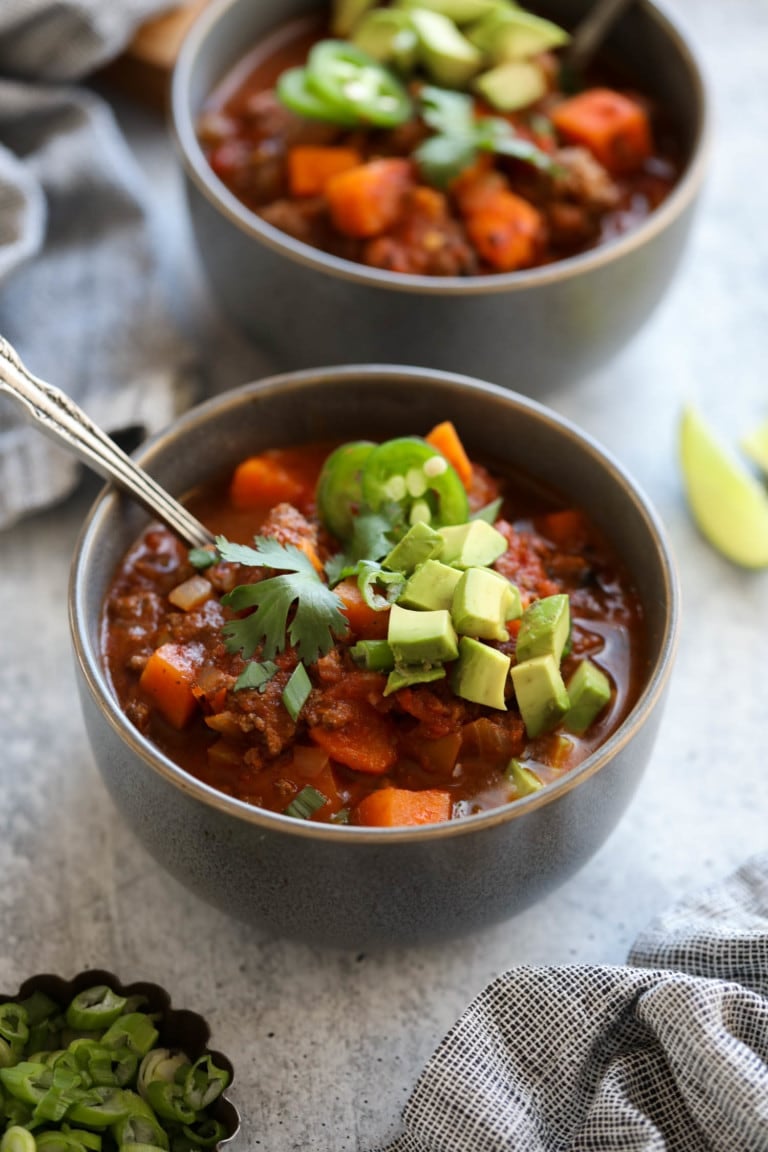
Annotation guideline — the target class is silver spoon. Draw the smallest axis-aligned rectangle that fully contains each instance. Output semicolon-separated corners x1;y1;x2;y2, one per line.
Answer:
0;335;215;550
561;0;637;83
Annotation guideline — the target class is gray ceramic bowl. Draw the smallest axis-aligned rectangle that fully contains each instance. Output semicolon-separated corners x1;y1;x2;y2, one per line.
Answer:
170;0;708;395
70;366;678;948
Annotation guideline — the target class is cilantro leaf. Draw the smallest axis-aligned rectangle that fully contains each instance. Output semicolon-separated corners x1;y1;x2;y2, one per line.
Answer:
233;660;279;693
218;535;347;665
325;508;400;587
414;86;557;189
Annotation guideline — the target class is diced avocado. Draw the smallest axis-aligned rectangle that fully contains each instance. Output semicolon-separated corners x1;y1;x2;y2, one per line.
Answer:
399;559;462;611
506;758;544;796
383;521;443;574
515;594;570;664
452;636;510;710
510;654;570;738
474;60;547;112
490;570;522;620
467;6;569;60
331;0;378;37
388;603;459;665
384;664;447;696
350;638;396;672
452;566;511;641
437;520;508;569
563;660;612;734
397;0;499;24
352;10;420;71
408;8;483;88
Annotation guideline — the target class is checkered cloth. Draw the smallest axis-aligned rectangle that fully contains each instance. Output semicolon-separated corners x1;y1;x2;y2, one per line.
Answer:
0;0;194;530
381;855;768;1151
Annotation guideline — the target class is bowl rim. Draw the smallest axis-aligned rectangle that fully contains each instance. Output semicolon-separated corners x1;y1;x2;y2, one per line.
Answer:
169;0;710;297
70;364;680;845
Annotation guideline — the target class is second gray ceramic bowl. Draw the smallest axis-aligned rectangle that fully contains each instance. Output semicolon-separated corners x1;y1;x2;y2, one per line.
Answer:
70;366;678;949
170;0;708;396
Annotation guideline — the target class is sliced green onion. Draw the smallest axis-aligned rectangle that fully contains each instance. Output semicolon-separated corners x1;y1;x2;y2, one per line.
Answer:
66;987;127;1032
471;498;503;524
330;808;351;825
0;1061;49;1104
67;1086;133;1128
350;639;395;672
100;1015;158;1058
282;662;312;722
181;1055;229;1112
0;1127;36;1152
233;660;279;694
145;1080;197;1125
285;785;328;821
0;1005;29;1048
62;1129;101;1152
137;1049;189;1101
180;1117;227;1147
187;547;217;570
20;991;59;1028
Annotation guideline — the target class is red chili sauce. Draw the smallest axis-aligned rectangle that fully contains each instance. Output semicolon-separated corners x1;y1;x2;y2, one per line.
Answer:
101;437;646;827
195;13;681;275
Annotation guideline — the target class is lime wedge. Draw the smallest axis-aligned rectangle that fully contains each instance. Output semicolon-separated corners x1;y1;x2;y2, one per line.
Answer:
741;418;768;477
679;404;768;569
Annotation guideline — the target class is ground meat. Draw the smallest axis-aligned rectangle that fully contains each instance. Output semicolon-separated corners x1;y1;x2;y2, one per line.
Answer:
240;89;342;149
363;186;478;276
210;671;297;760
258;502;321;558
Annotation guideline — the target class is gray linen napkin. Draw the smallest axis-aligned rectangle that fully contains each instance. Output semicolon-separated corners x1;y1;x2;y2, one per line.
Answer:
0;0;195;530
381;855;768;1152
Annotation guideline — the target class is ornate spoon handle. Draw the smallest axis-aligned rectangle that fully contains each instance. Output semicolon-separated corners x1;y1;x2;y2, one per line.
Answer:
0;335;215;549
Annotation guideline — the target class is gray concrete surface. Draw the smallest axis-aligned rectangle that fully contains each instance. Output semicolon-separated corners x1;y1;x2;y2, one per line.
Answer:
1;1;767;1148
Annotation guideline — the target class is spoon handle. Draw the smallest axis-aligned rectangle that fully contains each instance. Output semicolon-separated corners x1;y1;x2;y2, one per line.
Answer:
562;0;635;78
0;335;215;550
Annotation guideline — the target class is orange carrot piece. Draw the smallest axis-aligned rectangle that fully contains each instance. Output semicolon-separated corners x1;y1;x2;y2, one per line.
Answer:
308;701;397;775
550;87;652;175
426;420;473;491
334;577;390;640
451;161;507;216
230;453;310;510
464;191;544;272
139;643;199;729
288;146;363;197
356;787;452;827
326;158;413;238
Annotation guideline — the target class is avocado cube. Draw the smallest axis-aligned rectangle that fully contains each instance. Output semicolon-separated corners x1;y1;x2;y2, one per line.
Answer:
331;0;378;37
467;6;569;59
452;636;510;711
452;566;511;640
474;60;547;112
510;654;570;738
506;758;544;796
437;520;508;569
408;7;483;88
383;521;443;574
563;660;612;734
397;0;499;23
399;559;462;611
388;603;459;665
515;594;570;664
352;10;420;70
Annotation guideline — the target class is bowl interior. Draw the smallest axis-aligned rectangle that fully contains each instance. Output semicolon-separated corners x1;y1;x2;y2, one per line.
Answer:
73;367;678;833
171;0;707;282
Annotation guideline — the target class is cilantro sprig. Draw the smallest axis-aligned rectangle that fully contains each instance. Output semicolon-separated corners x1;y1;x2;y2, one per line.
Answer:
415;85;557;189
217;535;347;665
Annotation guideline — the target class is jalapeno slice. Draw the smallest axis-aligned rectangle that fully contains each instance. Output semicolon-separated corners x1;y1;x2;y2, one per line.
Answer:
316;440;375;540
306;41;413;127
276;66;360;126
361;437;469;528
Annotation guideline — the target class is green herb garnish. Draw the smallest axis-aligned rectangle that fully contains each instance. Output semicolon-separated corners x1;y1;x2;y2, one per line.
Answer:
218;536;348;665
285;785;328;820
415;86;556;189
282;662;312;722
188;546;217;570
233;660;279;693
